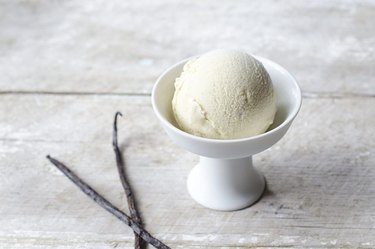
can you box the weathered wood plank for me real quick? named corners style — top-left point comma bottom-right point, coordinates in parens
top-left (0, 95), bottom-right (374, 248)
top-left (0, 0), bottom-right (374, 95)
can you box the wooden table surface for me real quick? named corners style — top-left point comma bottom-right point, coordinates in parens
top-left (1, 1), bottom-right (374, 248)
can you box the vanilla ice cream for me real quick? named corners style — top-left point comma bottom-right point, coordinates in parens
top-left (172, 49), bottom-right (276, 139)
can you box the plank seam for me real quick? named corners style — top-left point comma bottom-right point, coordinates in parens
top-left (0, 90), bottom-right (374, 99)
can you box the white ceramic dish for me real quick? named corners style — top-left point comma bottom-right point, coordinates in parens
top-left (152, 56), bottom-right (302, 211)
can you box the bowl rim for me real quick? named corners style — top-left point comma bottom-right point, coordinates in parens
top-left (151, 55), bottom-right (302, 144)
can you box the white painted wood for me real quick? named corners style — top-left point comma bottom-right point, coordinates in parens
top-left (0, 0), bottom-right (374, 95)
top-left (1, 0), bottom-right (374, 247)
top-left (0, 95), bottom-right (374, 248)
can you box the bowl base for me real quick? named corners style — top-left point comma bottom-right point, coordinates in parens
top-left (187, 156), bottom-right (265, 211)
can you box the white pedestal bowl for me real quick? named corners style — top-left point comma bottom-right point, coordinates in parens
top-left (152, 56), bottom-right (302, 211)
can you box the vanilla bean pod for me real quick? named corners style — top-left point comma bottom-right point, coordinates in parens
top-left (46, 155), bottom-right (170, 249)
top-left (113, 112), bottom-right (144, 249)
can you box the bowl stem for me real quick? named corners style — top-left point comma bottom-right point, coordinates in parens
top-left (187, 156), bottom-right (265, 211)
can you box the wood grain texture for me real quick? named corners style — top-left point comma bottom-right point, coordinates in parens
top-left (0, 95), bottom-right (374, 248)
top-left (0, 0), bottom-right (374, 95)
top-left (1, 0), bottom-right (374, 248)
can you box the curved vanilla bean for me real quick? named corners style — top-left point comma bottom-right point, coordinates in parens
top-left (113, 112), bottom-right (144, 249)
top-left (46, 155), bottom-right (170, 249)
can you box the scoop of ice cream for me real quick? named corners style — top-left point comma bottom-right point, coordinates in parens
top-left (172, 49), bottom-right (276, 139)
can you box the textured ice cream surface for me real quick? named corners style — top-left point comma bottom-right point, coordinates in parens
top-left (172, 49), bottom-right (276, 139)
